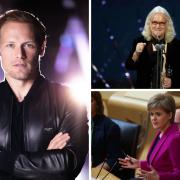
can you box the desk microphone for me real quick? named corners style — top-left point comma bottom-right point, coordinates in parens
top-left (96, 159), bottom-right (107, 179)
top-left (102, 160), bottom-right (118, 180)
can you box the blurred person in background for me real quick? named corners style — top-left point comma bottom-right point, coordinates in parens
top-left (91, 91), bottom-right (126, 179)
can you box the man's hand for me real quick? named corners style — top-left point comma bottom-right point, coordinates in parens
top-left (136, 42), bottom-right (146, 53)
top-left (132, 42), bottom-right (146, 62)
top-left (47, 132), bottom-right (70, 150)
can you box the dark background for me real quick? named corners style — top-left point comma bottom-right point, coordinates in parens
top-left (92, 0), bottom-right (180, 88)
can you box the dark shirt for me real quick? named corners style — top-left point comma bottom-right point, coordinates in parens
top-left (11, 96), bottom-right (24, 153)
top-left (147, 135), bottom-right (160, 165)
top-left (126, 36), bottom-right (180, 88)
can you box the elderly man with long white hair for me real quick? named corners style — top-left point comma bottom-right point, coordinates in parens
top-left (126, 6), bottom-right (180, 89)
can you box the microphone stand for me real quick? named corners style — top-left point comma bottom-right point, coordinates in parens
top-left (154, 37), bottom-right (165, 89)
top-left (102, 160), bottom-right (118, 180)
top-left (96, 159), bottom-right (106, 179)
top-left (95, 159), bottom-right (118, 179)
top-left (156, 47), bottom-right (161, 88)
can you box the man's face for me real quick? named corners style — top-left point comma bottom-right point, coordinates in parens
top-left (150, 13), bottom-right (167, 40)
top-left (0, 21), bottom-right (41, 81)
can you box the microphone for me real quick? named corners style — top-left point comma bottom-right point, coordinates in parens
top-left (96, 159), bottom-right (107, 179)
top-left (156, 34), bottom-right (161, 41)
top-left (160, 44), bottom-right (165, 50)
top-left (154, 35), bottom-right (165, 88)
top-left (101, 160), bottom-right (118, 180)
top-left (154, 35), bottom-right (165, 51)
top-left (154, 44), bottom-right (165, 51)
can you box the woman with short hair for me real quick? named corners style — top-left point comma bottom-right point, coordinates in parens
top-left (119, 93), bottom-right (180, 180)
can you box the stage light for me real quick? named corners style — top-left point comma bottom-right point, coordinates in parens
top-left (63, 76), bottom-right (90, 117)
top-left (54, 16), bottom-right (89, 92)
top-left (137, 19), bottom-right (142, 23)
top-left (101, 0), bottom-right (107, 5)
top-left (125, 72), bottom-right (130, 77)
top-left (121, 62), bottom-right (125, 67)
top-left (139, 27), bottom-right (143, 32)
top-left (109, 35), bottom-right (114, 40)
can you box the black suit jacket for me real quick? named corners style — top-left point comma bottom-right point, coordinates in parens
top-left (126, 36), bottom-right (180, 88)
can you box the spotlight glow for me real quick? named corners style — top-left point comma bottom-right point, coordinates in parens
top-left (63, 77), bottom-right (90, 119)
top-left (125, 72), bottom-right (130, 77)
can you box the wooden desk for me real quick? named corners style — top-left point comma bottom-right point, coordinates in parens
top-left (92, 167), bottom-right (120, 180)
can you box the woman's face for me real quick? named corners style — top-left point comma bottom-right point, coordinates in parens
top-left (91, 97), bottom-right (97, 118)
top-left (149, 108), bottom-right (172, 132)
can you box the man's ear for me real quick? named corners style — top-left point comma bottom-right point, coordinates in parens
top-left (39, 39), bottom-right (47, 57)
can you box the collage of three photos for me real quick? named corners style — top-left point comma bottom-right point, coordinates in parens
top-left (0, 0), bottom-right (180, 180)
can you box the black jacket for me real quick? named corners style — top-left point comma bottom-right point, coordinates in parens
top-left (0, 75), bottom-right (88, 180)
top-left (126, 37), bottom-right (180, 88)
top-left (92, 115), bottom-right (122, 168)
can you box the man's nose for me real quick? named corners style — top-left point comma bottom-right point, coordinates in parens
top-left (16, 46), bottom-right (26, 59)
